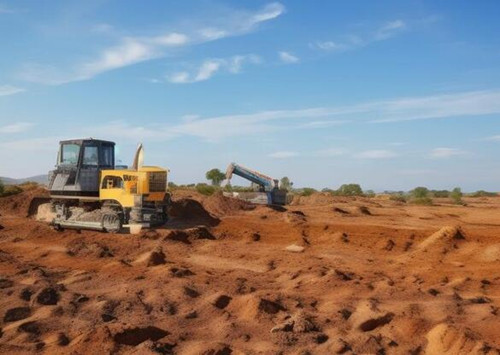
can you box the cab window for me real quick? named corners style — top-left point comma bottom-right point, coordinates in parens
top-left (101, 176), bottom-right (123, 189)
top-left (83, 146), bottom-right (98, 166)
top-left (60, 144), bottom-right (80, 165)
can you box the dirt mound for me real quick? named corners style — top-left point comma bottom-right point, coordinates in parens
top-left (203, 192), bottom-right (255, 217)
top-left (0, 186), bottom-right (49, 217)
top-left (168, 198), bottom-right (220, 226)
top-left (290, 193), bottom-right (335, 206)
top-left (416, 226), bottom-right (466, 251)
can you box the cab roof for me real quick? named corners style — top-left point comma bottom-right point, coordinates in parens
top-left (60, 138), bottom-right (115, 145)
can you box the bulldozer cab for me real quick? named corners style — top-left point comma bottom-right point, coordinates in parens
top-left (49, 138), bottom-right (115, 198)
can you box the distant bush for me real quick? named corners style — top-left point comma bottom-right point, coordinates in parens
top-left (364, 190), bottom-right (376, 198)
top-left (450, 187), bottom-right (465, 205)
top-left (335, 184), bottom-right (364, 196)
top-left (1, 185), bottom-right (23, 197)
top-left (0, 179), bottom-right (4, 196)
top-left (470, 190), bottom-right (497, 197)
top-left (168, 181), bottom-right (177, 190)
top-left (195, 183), bottom-right (217, 196)
top-left (432, 190), bottom-right (450, 198)
top-left (410, 187), bottom-right (433, 205)
top-left (389, 194), bottom-right (407, 203)
top-left (300, 187), bottom-right (317, 196)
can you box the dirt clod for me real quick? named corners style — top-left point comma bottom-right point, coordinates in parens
top-left (36, 287), bottom-right (60, 305)
top-left (4, 307), bottom-right (31, 322)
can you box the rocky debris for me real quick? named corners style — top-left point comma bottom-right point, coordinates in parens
top-left (333, 207), bottom-right (350, 215)
top-left (4, 307), bottom-right (31, 322)
top-left (147, 248), bottom-right (166, 266)
top-left (185, 310), bottom-right (198, 319)
top-left (170, 267), bottom-right (194, 278)
top-left (18, 321), bottom-right (41, 336)
top-left (339, 308), bottom-right (352, 320)
top-left (251, 232), bottom-right (261, 241)
top-left (259, 299), bottom-right (286, 314)
top-left (271, 312), bottom-right (319, 333)
top-left (57, 333), bottom-right (70, 346)
top-left (285, 244), bottom-right (305, 253)
top-left (184, 286), bottom-right (200, 298)
top-left (0, 278), bottom-right (13, 289)
top-left (285, 210), bottom-right (307, 224)
top-left (359, 312), bottom-right (395, 332)
top-left (20, 288), bottom-right (34, 301)
top-left (165, 227), bottom-right (216, 244)
top-left (202, 343), bottom-right (232, 355)
top-left (36, 287), bottom-right (60, 305)
top-left (385, 239), bottom-right (395, 251)
top-left (66, 238), bottom-right (113, 258)
top-left (335, 269), bottom-right (356, 281)
top-left (113, 326), bottom-right (169, 346)
top-left (357, 206), bottom-right (372, 215)
top-left (214, 295), bottom-right (232, 309)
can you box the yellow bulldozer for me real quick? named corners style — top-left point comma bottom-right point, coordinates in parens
top-left (32, 138), bottom-right (170, 232)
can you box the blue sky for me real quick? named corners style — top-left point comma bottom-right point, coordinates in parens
top-left (1, 0), bottom-right (499, 191)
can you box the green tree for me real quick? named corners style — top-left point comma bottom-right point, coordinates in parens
top-left (450, 187), bottom-right (464, 205)
top-left (410, 186), bottom-right (433, 205)
top-left (205, 168), bottom-right (225, 186)
top-left (336, 184), bottom-right (363, 196)
top-left (0, 179), bottom-right (4, 196)
top-left (280, 177), bottom-right (293, 191)
top-left (300, 187), bottom-right (317, 196)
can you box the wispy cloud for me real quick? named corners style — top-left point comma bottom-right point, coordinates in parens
top-left (167, 54), bottom-right (261, 84)
top-left (279, 51), bottom-right (299, 63)
top-left (268, 151), bottom-right (298, 158)
top-left (19, 3), bottom-right (284, 85)
top-left (310, 19), bottom-right (407, 52)
top-left (429, 147), bottom-right (465, 159)
top-left (355, 150), bottom-right (398, 159)
top-left (482, 135), bottom-right (500, 142)
top-left (315, 148), bottom-right (346, 157)
top-left (0, 122), bottom-right (34, 134)
top-left (0, 85), bottom-right (25, 96)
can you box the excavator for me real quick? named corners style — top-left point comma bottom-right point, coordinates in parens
top-left (224, 162), bottom-right (287, 205)
top-left (31, 138), bottom-right (170, 232)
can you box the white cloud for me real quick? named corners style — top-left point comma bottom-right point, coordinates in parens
top-left (316, 148), bottom-right (345, 157)
top-left (310, 41), bottom-right (346, 52)
top-left (168, 54), bottom-right (261, 84)
top-left (268, 151), bottom-right (298, 158)
top-left (279, 51), bottom-right (299, 63)
top-left (181, 114), bottom-right (200, 123)
top-left (355, 150), bottom-right (398, 159)
top-left (0, 122), bottom-right (33, 134)
top-left (374, 20), bottom-right (406, 40)
top-left (0, 85), bottom-right (25, 96)
top-left (429, 148), bottom-right (465, 159)
top-left (311, 19), bottom-right (406, 52)
top-left (19, 3), bottom-right (284, 85)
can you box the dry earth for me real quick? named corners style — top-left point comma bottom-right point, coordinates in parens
top-left (0, 188), bottom-right (499, 354)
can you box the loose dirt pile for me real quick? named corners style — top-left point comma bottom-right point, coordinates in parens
top-left (202, 191), bottom-right (255, 217)
top-left (0, 187), bottom-right (49, 217)
top-left (0, 190), bottom-right (499, 354)
top-left (168, 198), bottom-right (220, 227)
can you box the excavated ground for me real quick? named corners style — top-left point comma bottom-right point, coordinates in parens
top-left (0, 189), bottom-right (499, 354)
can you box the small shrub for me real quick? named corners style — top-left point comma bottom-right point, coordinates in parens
top-left (412, 197), bottom-right (433, 205)
top-left (195, 183), bottom-right (217, 196)
top-left (432, 190), bottom-right (450, 198)
top-left (1, 185), bottom-right (23, 197)
top-left (450, 187), bottom-right (464, 205)
top-left (410, 187), bottom-right (432, 205)
top-left (300, 187), bottom-right (317, 197)
top-left (389, 194), bottom-right (407, 203)
top-left (470, 190), bottom-right (497, 197)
